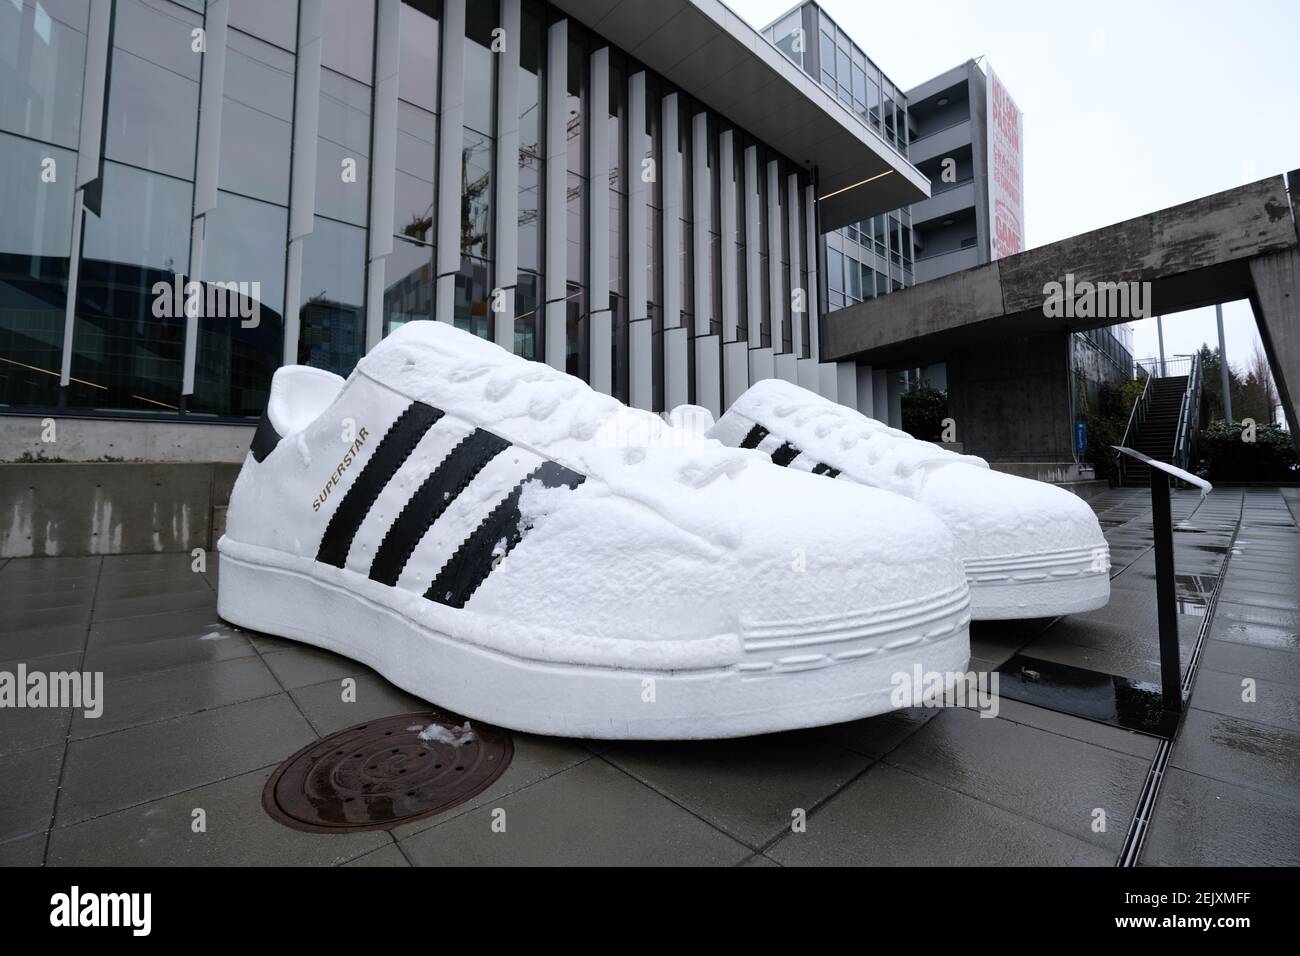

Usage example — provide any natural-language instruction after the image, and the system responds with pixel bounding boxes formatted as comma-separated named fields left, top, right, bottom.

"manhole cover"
left=263, top=712, right=513, bottom=833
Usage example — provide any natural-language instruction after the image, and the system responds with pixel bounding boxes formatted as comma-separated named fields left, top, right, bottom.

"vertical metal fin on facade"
left=692, top=113, right=719, bottom=416
left=660, top=93, right=680, bottom=332
left=786, top=172, right=802, bottom=359
left=588, top=46, right=612, bottom=394
left=493, top=0, right=523, bottom=349
left=366, top=0, right=402, bottom=352
left=743, top=145, right=760, bottom=352
left=284, top=0, right=325, bottom=365
left=61, top=0, right=114, bottom=387
left=435, top=0, right=467, bottom=325
left=184, top=0, right=231, bottom=396
left=690, top=112, right=709, bottom=338
left=626, top=71, right=651, bottom=409
left=661, top=92, right=685, bottom=408
left=543, top=16, right=568, bottom=369
left=804, top=183, right=820, bottom=363
left=718, top=129, right=738, bottom=343
left=765, top=159, right=783, bottom=357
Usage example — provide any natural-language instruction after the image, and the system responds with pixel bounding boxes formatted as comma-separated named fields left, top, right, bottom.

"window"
left=298, top=217, right=366, bottom=376
left=191, top=193, right=288, bottom=418
left=517, top=0, right=545, bottom=277
left=220, top=30, right=294, bottom=205
left=384, top=237, right=435, bottom=334
left=316, top=69, right=372, bottom=227
left=321, top=0, right=374, bottom=82
left=228, top=0, right=299, bottom=51
left=397, top=0, right=440, bottom=112
left=0, top=133, right=77, bottom=407
left=0, top=0, right=89, bottom=149
left=71, top=162, right=193, bottom=411
left=103, top=0, right=202, bottom=181
left=394, top=101, right=436, bottom=244
left=819, top=31, right=834, bottom=88
left=462, top=129, right=493, bottom=259
left=772, top=12, right=802, bottom=68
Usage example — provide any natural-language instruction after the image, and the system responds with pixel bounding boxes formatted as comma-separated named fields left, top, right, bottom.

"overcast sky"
left=732, top=0, right=1300, bottom=376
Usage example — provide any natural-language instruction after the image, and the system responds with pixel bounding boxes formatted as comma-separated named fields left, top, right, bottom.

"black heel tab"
left=251, top=412, right=282, bottom=463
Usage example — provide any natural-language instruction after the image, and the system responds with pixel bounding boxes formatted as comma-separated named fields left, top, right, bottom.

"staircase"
left=1120, top=375, right=1187, bottom=486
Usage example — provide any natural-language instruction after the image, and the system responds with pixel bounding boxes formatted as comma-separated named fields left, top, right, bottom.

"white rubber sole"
left=965, top=544, right=1111, bottom=619
left=217, top=540, right=973, bottom=740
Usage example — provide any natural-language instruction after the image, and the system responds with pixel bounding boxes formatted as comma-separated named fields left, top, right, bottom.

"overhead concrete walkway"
left=824, top=169, right=1300, bottom=459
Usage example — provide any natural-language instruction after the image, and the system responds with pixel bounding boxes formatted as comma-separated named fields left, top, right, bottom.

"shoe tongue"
left=666, top=404, right=715, bottom=436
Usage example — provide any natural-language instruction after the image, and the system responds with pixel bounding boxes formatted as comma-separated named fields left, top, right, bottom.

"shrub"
left=1197, top=420, right=1299, bottom=482
left=901, top=386, right=948, bottom=442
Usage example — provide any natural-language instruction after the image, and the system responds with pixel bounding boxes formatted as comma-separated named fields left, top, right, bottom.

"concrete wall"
left=0, top=463, right=240, bottom=558
left=0, top=416, right=255, bottom=463
left=946, top=332, right=1074, bottom=462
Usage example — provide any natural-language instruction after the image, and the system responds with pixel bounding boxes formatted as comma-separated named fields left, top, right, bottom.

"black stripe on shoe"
left=811, top=463, right=841, bottom=478
left=425, top=460, right=586, bottom=609
left=316, top=401, right=443, bottom=568
left=369, top=428, right=511, bottom=587
left=770, top=442, right=801, bottom=467
left=738, top=424, right=769, bottom=449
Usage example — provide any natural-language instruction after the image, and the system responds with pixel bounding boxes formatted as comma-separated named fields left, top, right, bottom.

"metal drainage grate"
left=263, top=712, right=513, bottom=833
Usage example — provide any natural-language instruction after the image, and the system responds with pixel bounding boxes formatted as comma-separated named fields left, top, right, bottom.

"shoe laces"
left=770, top=400, right=985, bottom=480
left=446, top=360, right=748, bottom=487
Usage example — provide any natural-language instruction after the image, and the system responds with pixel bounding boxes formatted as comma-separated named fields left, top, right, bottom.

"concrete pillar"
left=1249, top=247, right=1300, bottom=443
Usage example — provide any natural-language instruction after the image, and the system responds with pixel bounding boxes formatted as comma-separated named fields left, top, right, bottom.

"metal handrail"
left=1173, top=350, right=1203, bottom=475
left=1117, top=370, right=1153, bottom=485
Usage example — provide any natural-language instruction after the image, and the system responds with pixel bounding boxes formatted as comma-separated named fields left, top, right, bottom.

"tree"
left=1240, top=342, right=1280, bottom=425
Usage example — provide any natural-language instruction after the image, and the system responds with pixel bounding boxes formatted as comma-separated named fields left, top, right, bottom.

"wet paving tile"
left=259, top=645, right=369, bottom=690
left=289, top=672, right=429, bottom=736
left=604, top=730, right=871, bottom=848
left=0, top=831, right=47, bottom=866
left=1168, top=709, right=1300, bottom=803
left=1188, top=668, right=1300, bottom=733
left=70, top=656, right=283, bottom=740
left=47, top=766, right=389, bottom=867
left=1142, top=768, right=1300, bottom=866
left=398, top=758, right=750, bottom=866
left=817, top=707, right=940, bottom=758
left=82, top=625, right=257, bottom=679
left=56, top=694, right=316, bottom=826
left=0, top=744, right=64, bottom=842
left=341, top=843, right=411, bottom=867
left=1198, top=638, right=1300, bottom=690
left=767, top=765, right=1113, bottom=866
left=979, top=697, right=1159, bottom=760
left=887, top=706, right=1149, bottom=853
left=0, top=649, right=79, bottom=758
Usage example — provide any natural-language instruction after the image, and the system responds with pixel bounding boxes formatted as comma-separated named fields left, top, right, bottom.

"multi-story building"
left=0, top=0, right=930, bottom=439
left=765, top=5, right=1133, bottom=430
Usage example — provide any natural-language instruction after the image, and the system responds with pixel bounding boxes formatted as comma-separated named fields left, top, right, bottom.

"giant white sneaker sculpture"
left=706, top=379, right=1110, bottom=620
left=218, top=322, right=972, bottom=738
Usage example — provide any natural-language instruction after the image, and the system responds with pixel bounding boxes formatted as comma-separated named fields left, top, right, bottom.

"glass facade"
left=765, top=1, right=917, bottom=313
left=1, top=0, right=851, bottom=424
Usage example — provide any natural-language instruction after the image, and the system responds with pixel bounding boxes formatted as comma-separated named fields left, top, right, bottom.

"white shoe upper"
left=223, top=322, right=968, bottom=669
left=707, top=378, right=1109, bottom=568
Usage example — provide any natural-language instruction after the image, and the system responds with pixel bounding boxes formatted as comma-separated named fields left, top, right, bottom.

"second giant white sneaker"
left=705, top=379, right=1110, bottom=620
left=218, top=322, right=972, bottom=739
